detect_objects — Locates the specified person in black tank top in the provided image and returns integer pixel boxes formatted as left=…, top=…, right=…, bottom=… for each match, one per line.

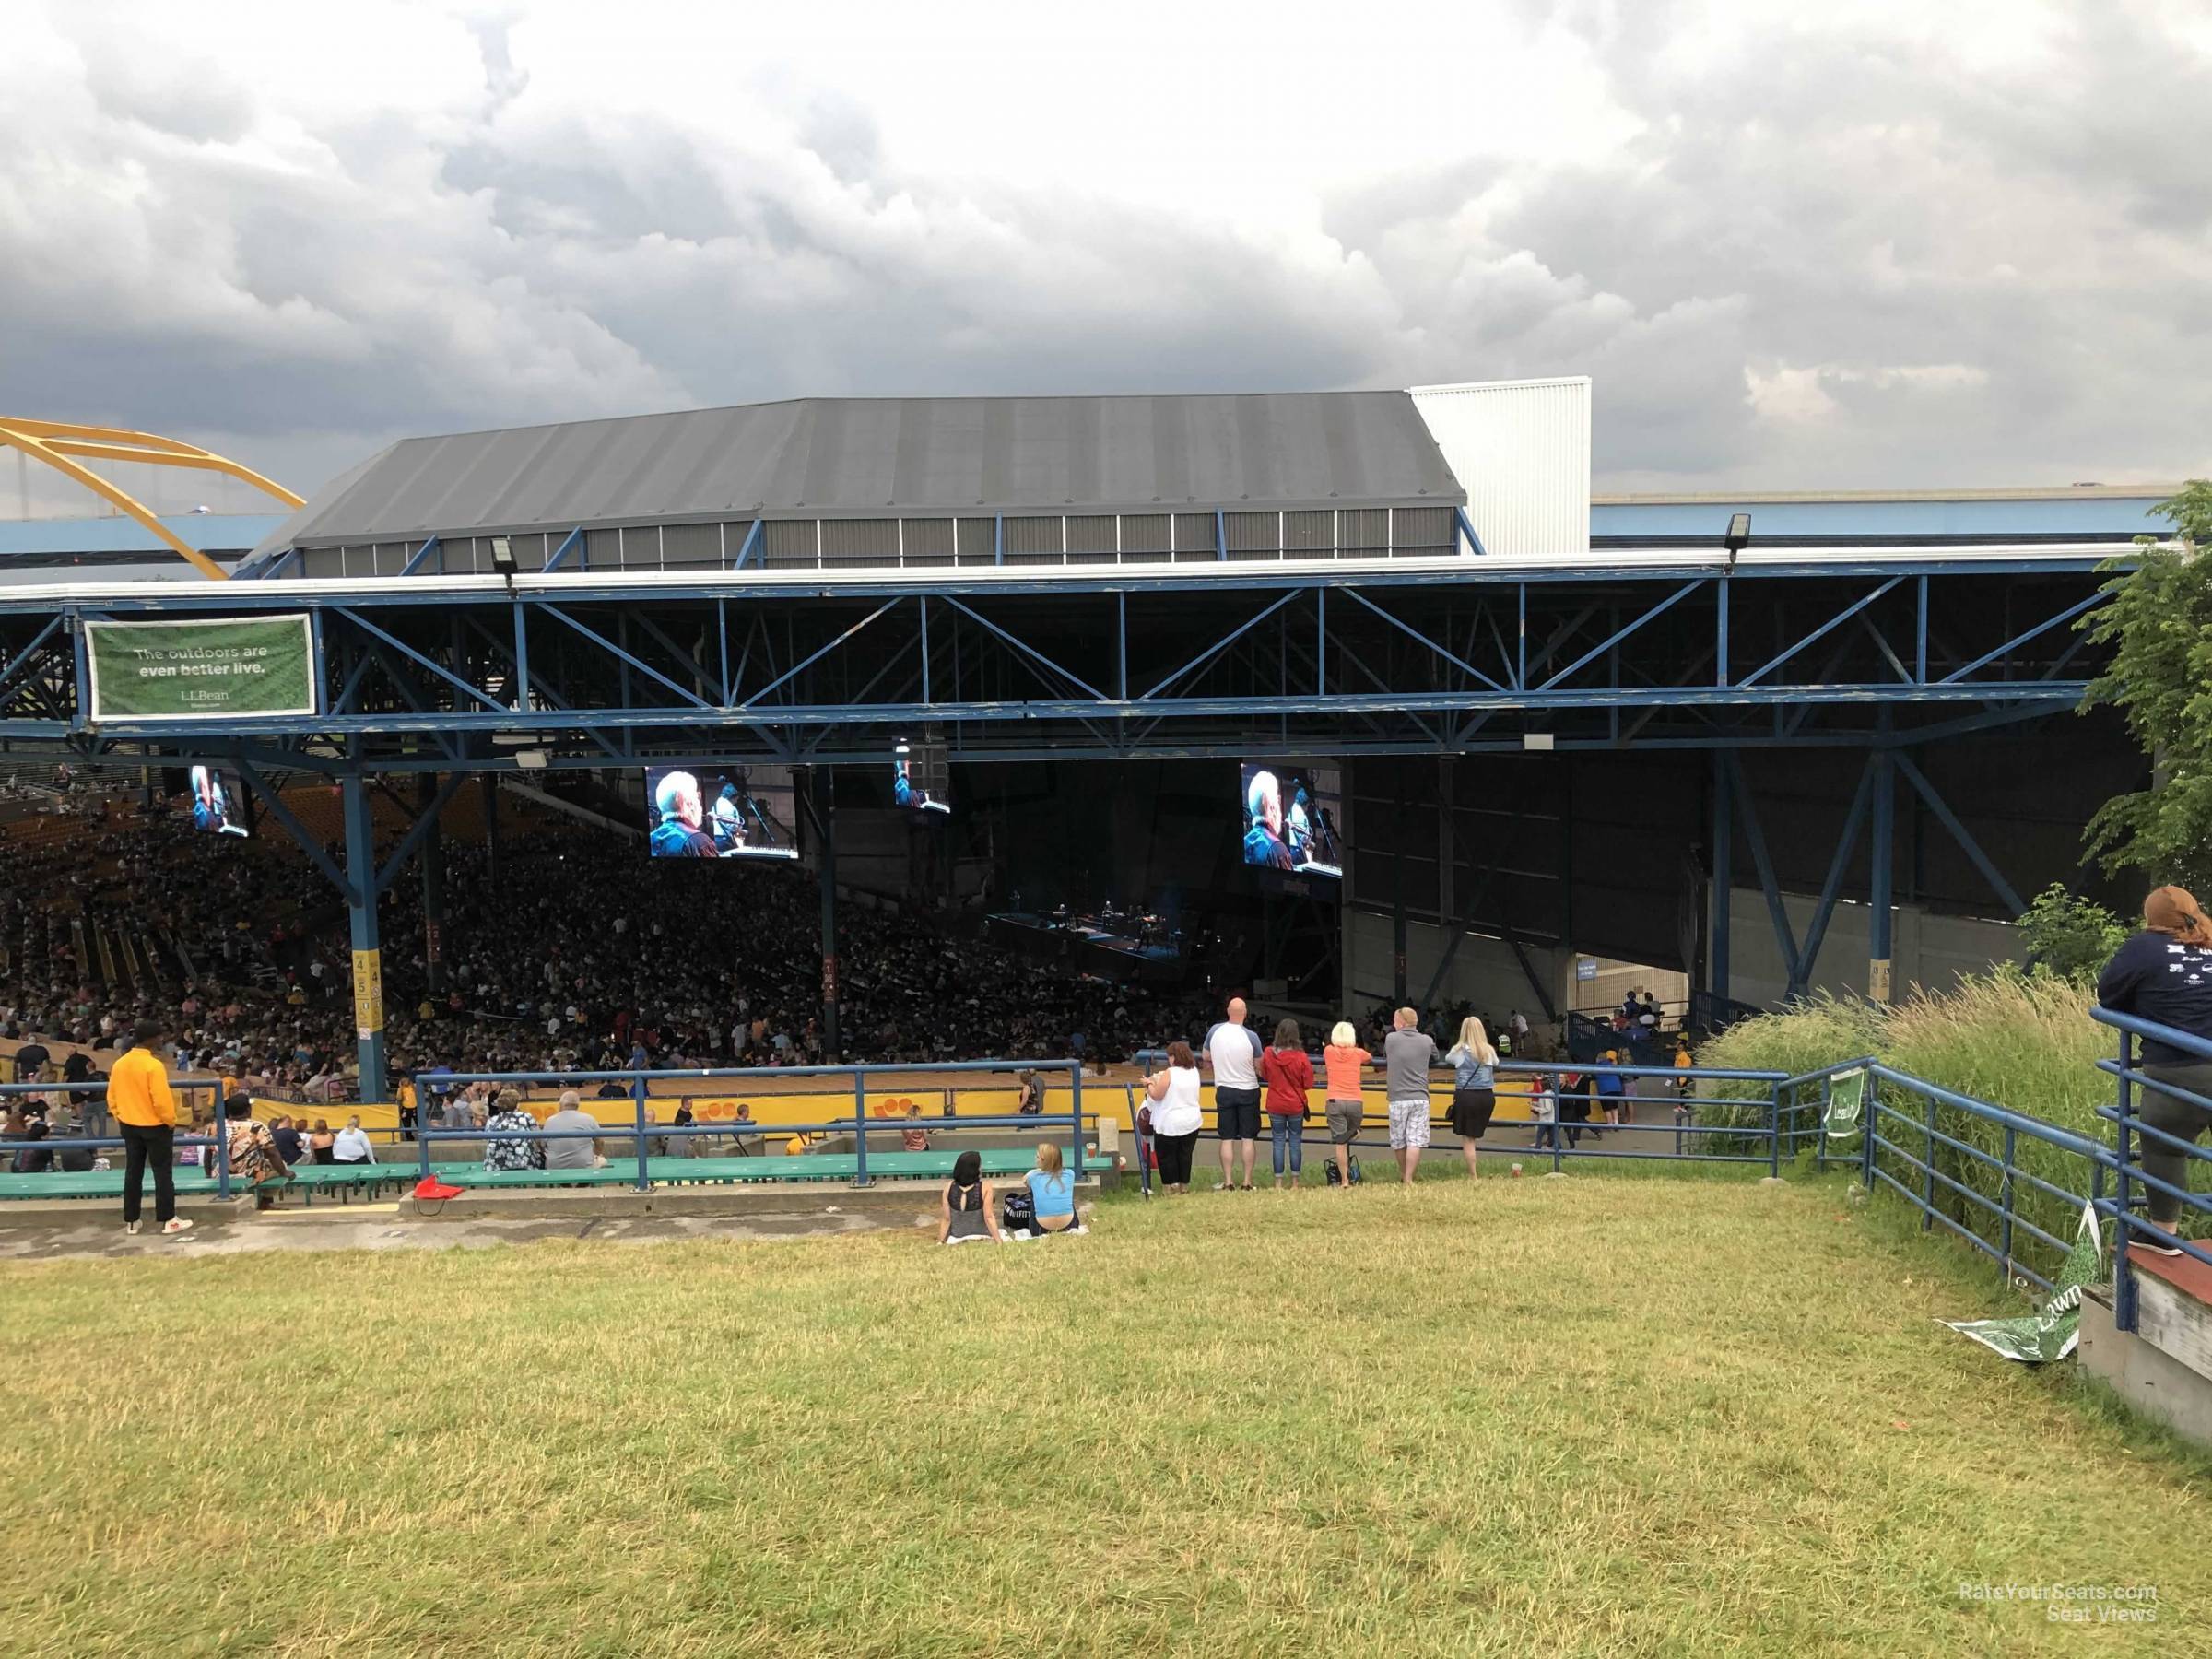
left=940, top=1149, right=1004, bottom=1244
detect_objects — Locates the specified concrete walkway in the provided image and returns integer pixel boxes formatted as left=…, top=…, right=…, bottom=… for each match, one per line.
left=0, top=1199, right=924, bottom=1262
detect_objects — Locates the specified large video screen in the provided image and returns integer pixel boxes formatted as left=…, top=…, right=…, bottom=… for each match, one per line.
left=644, top=765, right=799, bottom=859
left=1239, top=762, right=1342, bottom=877
left=185, top=765, right=249, bottom=838
left=892, top=740, right=951, bottom=815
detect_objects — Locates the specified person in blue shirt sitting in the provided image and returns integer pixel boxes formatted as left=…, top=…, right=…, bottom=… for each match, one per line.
left=1024, top=1142, right=1082, bottom=1235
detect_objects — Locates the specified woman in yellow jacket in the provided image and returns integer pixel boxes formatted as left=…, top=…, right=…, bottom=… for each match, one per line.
left=109, top=1020, right=194, bottom=1237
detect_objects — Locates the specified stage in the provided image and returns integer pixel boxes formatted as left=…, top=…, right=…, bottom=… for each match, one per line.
left=987, top=910, right=1186, bottom=986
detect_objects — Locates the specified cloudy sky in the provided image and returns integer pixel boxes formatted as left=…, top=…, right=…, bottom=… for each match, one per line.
left=4, top=0, right=2209, bottom=513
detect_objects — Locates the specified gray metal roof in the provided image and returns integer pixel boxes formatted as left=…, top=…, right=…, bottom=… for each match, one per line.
left=254, top=393, right=1465, bottom=554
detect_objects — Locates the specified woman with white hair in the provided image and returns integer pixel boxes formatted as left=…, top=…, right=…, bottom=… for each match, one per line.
left=1445, top=1017, right=1498, bottom=1180
left=1321, top=1019, right=1373, bottom=1189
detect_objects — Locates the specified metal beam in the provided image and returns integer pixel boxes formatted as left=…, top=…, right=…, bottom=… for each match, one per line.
left=234, top=759, right=357, bottom=904
left=1891, top=751, right=2029, bottom=916
left=1736, top=577, right=1902, bottom=688
left=1790, top=754, right=1877, bottom=997
left=372, top=769, right=470, bottom=896
left=1937, top=591, right=2109, bottom=684
left=1536, top=582, right=1703, bottom=691
left=1724, top=751, right=1800, bottom=989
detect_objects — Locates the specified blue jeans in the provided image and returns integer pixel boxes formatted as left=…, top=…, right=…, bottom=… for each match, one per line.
left=1270, top=1114, right=1304, bottom=1177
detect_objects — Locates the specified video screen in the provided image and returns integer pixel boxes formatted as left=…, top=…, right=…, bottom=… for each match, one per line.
left=892, top=740, right=951, bottom=815
left=644, top=765, right=799, bottom=859
left=1240, top=762, right=1341, bottom=877
left=185, top=765, right=249, bottom=838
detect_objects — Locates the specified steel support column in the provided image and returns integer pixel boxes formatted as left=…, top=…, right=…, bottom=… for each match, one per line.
left=1869, top=751, right=1896, bottom=1003
left=814, top=768, right=840, bottom=1059
left=418, top=771, right=445, bottom=994
left=342, top=772, right=387, bottom=1103
left=1710, top=749, right=1732, bottom=1003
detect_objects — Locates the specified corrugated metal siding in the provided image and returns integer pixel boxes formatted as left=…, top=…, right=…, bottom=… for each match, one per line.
left=1409, top=379, right=1590, bottom=558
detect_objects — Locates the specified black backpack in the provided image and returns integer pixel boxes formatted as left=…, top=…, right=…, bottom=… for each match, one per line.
left=1001, top=1188, right=1036, bottom=1234
left=1324, top=1156, right=1362, bottom=1186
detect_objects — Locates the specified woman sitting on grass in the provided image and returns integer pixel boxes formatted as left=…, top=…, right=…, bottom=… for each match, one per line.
left=1024, top=1142, right=1081, bottom=1234
left=940, top=1148, right=1004, bottom=1245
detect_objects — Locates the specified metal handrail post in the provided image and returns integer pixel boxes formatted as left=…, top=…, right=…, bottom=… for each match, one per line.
left=1998, top=1122, right=2017, bottom=1278
left=1861, top=1077, right=1877, bottom=1191
left=1922, top=1089, right=1937, bottom=1230
left=209, top=1083, right=232, bottom=1200
left=631, top=1073, right=650, bottom=1193
left=1069, top=1064, right=1086, bottom=1182
left=2114, top=1027, right=2137, bottom=1333
left=1769, top=1081, right=1782, bottom=1179
left=852, top=1073, right=869, bottom=1187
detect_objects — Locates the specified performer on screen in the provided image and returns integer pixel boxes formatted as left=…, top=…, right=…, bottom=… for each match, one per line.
left=189, top=766, right=233, bottom=834
left=650, top=771, right=720, bottom=858
left=1242, top=771, right=1294, bottom=869
left=711, top=782, right=747, bottom=851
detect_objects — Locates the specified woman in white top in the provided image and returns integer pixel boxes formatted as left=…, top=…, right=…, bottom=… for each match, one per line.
left=1144, top=1040, right=1205, bottom=1194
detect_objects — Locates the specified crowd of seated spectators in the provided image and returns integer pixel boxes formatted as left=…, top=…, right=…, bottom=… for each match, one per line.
left=3, top=788, right=1216, bottom=1100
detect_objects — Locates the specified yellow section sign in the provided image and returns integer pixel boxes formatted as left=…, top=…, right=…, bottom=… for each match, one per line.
left=352, top=948, right=384, bottom=1038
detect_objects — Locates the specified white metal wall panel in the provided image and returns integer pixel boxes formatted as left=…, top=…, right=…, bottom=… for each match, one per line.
left=1409, top=378, right=1591, bottom=558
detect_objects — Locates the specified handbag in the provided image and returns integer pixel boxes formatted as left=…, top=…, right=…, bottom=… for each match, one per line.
left=1001, top=1189, right=1036, bottom=1234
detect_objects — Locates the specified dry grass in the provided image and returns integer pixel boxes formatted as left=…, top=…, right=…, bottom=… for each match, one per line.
left=1, top=1173, right=2206, bottom=1656
left=1700, top=975, right=2170, bottom=1276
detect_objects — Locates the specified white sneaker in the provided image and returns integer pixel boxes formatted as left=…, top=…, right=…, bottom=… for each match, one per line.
left=124, top=1220, right=141, bottom=1236
left=161, top=1218, right=194, bottom=1237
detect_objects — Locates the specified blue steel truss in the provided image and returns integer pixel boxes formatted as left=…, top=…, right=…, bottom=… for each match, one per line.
left=0, top=558, right=2113, bottom=771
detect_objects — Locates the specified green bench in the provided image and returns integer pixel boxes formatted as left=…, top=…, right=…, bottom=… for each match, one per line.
left=1, top=1149, right=1110, bottom=1202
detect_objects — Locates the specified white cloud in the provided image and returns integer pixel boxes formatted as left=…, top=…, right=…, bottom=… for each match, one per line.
left=2, top=0, right=2209, bottom=508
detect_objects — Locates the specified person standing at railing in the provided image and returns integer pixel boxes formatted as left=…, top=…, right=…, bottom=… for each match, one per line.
left=1259, top=1018, right=1312, bottom=1190
left=2096, top=886, right=2212, bottom=1255
left=1383, top=1007, right=1435, bottom=1186
left=1321, top=1022, right=1372, bottom=1189
left=1203, top=997, right=1265, bottom=1193
left=110, top=1018, right=192, bottom=1237
left=1445, top=1018, right=1498, bottom=1180
left=1145, top=1041, right=1205, bottom=1195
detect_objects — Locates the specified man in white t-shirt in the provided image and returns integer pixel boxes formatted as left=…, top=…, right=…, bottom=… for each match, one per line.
left=1202, top=996, right=1265, bottom=1192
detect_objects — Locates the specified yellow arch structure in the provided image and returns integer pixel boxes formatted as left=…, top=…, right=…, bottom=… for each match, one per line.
left=0, top=418, right=303, bottom=582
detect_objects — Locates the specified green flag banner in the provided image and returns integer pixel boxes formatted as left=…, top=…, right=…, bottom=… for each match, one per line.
left=85, top=615, right=316, bottom=722
left=1942, top=1199, right=2104, bottom=1364
left=1825, top=1068, right=1867, bottom=1140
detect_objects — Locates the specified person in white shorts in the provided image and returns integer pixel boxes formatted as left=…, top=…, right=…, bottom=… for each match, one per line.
left=1382, top=1006, right=1436, bottom=1185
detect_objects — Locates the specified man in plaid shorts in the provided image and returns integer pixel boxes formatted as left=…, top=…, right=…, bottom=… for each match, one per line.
left=1382, top=1006, right=1436, bottom=1185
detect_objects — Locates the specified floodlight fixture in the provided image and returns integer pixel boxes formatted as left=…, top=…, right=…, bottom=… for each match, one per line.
left=1724, top=512, right=1752, bottom=555
left=489, top=535, right=518, bottom=577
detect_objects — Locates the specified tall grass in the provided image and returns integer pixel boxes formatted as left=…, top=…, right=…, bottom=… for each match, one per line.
left=1699, top=975, right=2147, bottom=1280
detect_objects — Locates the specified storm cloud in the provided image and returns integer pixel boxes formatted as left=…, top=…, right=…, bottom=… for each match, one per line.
left=3, top=0, right=2207, bottom=511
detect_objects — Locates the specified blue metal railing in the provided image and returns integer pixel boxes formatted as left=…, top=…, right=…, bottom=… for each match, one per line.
left=1, top=1076, right=229, bottom=1196
left=1125, top=1051, right=1793, bottom=1192
left=406, top=1059, right=1088, bottom=1192
left=2092, top=1007, right=2212, bottom=1331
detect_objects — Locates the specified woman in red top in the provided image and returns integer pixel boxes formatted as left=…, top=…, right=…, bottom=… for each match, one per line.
left=1259, top=1018, right=1314, bottom=1189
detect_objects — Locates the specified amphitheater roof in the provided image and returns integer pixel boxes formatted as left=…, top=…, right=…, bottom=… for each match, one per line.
left=255, top=392, right=1465, bottom=555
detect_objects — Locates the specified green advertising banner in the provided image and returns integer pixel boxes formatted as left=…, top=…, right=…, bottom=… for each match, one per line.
left=84, top=615, right=316, bottom=722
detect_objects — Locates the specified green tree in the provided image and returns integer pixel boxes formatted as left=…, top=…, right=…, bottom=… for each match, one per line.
left=2014, top=883, right=2128, bottom=983
left=2079, top=480, right=2212, bottom=890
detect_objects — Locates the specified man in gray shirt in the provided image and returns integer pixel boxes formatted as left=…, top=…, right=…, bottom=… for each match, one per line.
left=1382, top=1007, right=1436, bottom=1185
left=542, top=1089, right=602, bottom=1176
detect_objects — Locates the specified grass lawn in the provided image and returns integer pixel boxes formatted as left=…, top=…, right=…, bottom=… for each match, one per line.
left=2, top=1171, right=2206, bottom=1656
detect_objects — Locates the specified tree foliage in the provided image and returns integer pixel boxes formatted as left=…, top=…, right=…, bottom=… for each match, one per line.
left=2079, top=480, right=2212, bottom=890
left=2013, top=882, right=2128, bottom=984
